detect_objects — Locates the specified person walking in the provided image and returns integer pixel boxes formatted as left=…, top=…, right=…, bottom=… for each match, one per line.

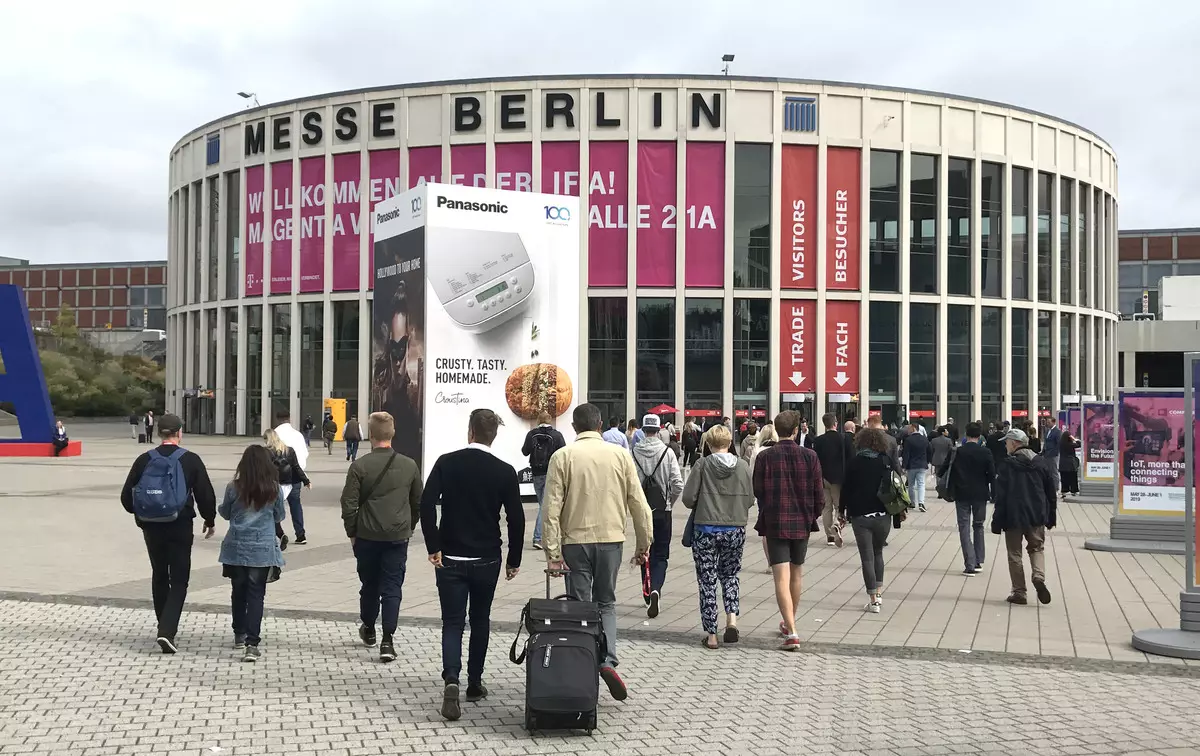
left=120, top=414, right=216, bottom=653
left=263, top=428, right=309, bottom=551
left=796, top=418, right=815, bottom=450
left=1058, top=429, right=1081, bottom=499
left=602, top=417, right=629, bottom=449
left=813, top=412, right=853, bottom=547
left=866, top=415, right=902, bottom=472
left=273, top=410, right=311, bottom=545
left=750, top=424, right=779, bottom=568
left=542, top=403, right=653, bottom=701
left=632, top=414, right=684, bottom=619
left=420, top=408, right=524, bottom=721
left=900, top=421, right=931, bottom=512
left=218, top=445, right=286, bottom=662
left=992, top=428, right=1058, bottom=605
left=838, top=427, right=902, bottom=613
left=930, top=427, right=953, bottom=481
left=986, top=422, right=1010, bottom=469
left=682, top=424, right=754, bottom=649
left=303, top=415, right=315, bottom=447
left=940, top=422, right=995, bottom=576
left=128, top=412, right=139, bottom=440
left=343, top=414, right=364, bottom=461
left=143, top=410, right=155, bottom=443
left=681, top=421, right=702, bottom=469
left=521, top=411, right=566, bottom=551
left=738, top=422, right=759, bottom=464
left=1041, top=417, right=1062, bottom=493
left=752, top=410, right=825, bottom=651
left=322, top=414, right=338, bottom=455
left=340, top=412, right=424, bottom=663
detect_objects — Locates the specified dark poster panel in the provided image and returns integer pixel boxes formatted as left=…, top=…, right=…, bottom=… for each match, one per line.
left=371, top=228, right=426, bottom=467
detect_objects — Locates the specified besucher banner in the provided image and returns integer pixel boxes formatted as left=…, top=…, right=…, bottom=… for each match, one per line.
left=1117, top=390, right=1187, bottom=515
left=1083, top=402, right=1115, bottom=480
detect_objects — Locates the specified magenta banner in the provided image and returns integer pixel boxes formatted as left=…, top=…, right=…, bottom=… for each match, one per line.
left=636, top=142, right=677, bottom=287
left=588, top=141, right=629, bottom=287
left=409, top=146, right=441, bottom=188
left=331, top=153, right=362, bottom=291
left=298, top=157, right=324, bottom=293
left=368, top=150, right=401, bottom=291
left=269, top=160, right=293, bottom=295
left=495, top=142, right=532, bottom=192
left=541, top=141, right=580, bottom=196
left=451, top=144, right=487, bottom=187
left=685, top=141, right=725, bottom=287
left=244, top=165, right=264, bottom=297
left=1117, top=391, right=1186, bottom=514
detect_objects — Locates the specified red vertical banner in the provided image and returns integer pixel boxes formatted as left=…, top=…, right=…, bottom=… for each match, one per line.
left=269, top=160, right=293, bottom=295
left=367, top=150, right=401, bottom=291
left=298, top=156, right=325, bottom=293
left=825, top=147, right=861, bottom=291
left=243, top=165, right=264, bottom=296
left=824, top=300, right=860, bottom=393
left=450, top=144, right=486, bottom=187
left=588, top=141, right=629, bottom=287
left=541, top=141, right=580, bottom=196
left=408, top=146, right=441, bottom=188
left=684, top=141, right=724, bottom=287
left=780, top=145, right=817, bottom=290
left=330, top=153, right=361, bottom=291
left=780, top=300, right=815, bottom=393
left=636, top=141, right=677, bottom=287
left=495, top=142, right=532, bottom=192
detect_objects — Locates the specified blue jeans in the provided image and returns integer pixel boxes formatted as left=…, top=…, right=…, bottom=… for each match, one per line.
left=642, top=509, right=672, bottom=597
left=906, top=469, right=926, bottom=508
left=228, top=566, right=270, bottom=646
left=531, top=475, right=546, bottom=543
left=435, top=559, right=502, bottom=685
left=354, top=539, right=409, bottom=636
left=286, top=486, right=305, bottom=539
left=346, top=440, right=360, bottom=460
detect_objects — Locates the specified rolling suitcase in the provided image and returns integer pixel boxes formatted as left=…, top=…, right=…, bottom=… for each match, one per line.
left=137, top=433, right=146, bottom=444
left=509, top=569, right=604, bottom=733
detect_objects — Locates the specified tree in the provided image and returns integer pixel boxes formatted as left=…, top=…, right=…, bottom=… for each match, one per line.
left=51, top=303, right=78, bottom=340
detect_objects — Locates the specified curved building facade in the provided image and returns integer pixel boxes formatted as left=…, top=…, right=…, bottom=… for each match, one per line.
left=167, top=75, right=1118, bottom=435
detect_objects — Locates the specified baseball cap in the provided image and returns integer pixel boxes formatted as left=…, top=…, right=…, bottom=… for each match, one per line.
left=641, top=414, right=661, bottom=430
left=157, top=414, right=184, bottom=436
left=1002, top=428, right=1028, bottom=445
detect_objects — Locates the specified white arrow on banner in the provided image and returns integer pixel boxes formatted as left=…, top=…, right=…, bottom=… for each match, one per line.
left=790, top=372, right=805, bottom=387
left=834, top=371, right=849, bottom=387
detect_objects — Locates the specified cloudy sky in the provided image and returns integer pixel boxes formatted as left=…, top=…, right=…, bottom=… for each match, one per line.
left=1, top=0, right=1195, bottom=264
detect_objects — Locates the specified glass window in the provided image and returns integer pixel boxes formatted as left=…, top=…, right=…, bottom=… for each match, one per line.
left=1176, top=261, right=1200, bottom=277
left=1011, top=167, right=1030, bottom=300
left=1118, top=288, right=1142, bottom=316
left=636, top=298, right=674, bottom=417
left=1118, top=262, right=1144, bottom=288
left=300, top=302, right=324, bottom=428
left=1060, top=314, right=1073, bottom=395
left=193, top=181, right=202, bottom=304
left=180, top=186, right=190, bottom=304
left=129, top=307, right=146, bottom=328
left=1078, top=183, right=1089, bottom=308
left=1037, top=311, right=1051, bottom=410
left=206, top=310, right=217, bottom=392
left=1012, top=308, right=1030, bottom=410
left=909, top=303, right=938, bottom=412
left=910, top=155, right=938, bottom=294
left=130, top=287, right=146, bottom=307
left=1146, top=263, right=1173, bottom=289
left=868, top=150, right=900, bottom=293
left=733, top=144, right=771, bottom=289
left=192, top=312, right=200, bottom=389
left=331, top=301, right=360, bottom=417
left=980, top=306, right=1003, bottom=425
left=589, top=298, right=628, bottom=425
left=733, top=298, right=769, bottom=410
left=980, top=162, right=1004, bottom=298
left=1094, top=192, right=1103, bottom=313
left=148, top=286, right=165, bottom=307
left=225, top=172, right=240, bottom=300
left=246, top=305, right=263, bottom=433
left=1060, top=178, right=1073, bottom=305
left=207, top=176, right=219, bottom=302
left=947, top=305, right=972, bottom=426
left=223, top=307, right=238, bottom=435
left=947, top=159, right=972, bottom=296
left=147, top=308, right=166, bottom=331
left=270, top=304, right=291, bottom=421
left=868, top=301, right=899, bottom=401
left=1037, top=172, right=1053, bottom=302
left=684, top=299, right=723, bottom=419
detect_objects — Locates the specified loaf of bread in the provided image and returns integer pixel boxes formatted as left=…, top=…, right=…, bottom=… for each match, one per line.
left=504, top=363, right=573, bottom=420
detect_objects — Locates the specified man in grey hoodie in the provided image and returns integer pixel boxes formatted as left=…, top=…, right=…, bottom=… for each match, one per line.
left=633, top=414, right=685, bottom=619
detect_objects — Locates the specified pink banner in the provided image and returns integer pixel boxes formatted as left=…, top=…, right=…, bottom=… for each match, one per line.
left=298, top=157, right=325, bottom=293
left=269, top=160, right=293, bottom=295
left=541, top=142, right=580, bottom=196
left=451, top=144, right=487, bottom=187
left=409, top=146, right=441, bottom=188
left=368, top=150, right=401, bottom=291
left=636, top=142, right=676, bottom=287
left=495, top=142, right=532, bottom=192
left=331, top=153, right=361, bottom=291
left=243, top=165, right=264, bottom=296
left=588, top=141, right=629, bottom=287
left=685, top=141, right=725, bottom=287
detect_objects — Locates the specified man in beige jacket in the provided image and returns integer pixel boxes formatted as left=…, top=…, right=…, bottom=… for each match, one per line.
left=543, top=403, right=652, bottom=702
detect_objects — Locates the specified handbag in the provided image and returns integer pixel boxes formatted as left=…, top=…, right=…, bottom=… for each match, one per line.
left=936, top=448, right=957, bottom=502
left=681, top=463, right=704, bottom=548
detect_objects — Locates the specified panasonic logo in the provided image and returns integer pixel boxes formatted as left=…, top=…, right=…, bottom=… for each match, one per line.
left=436, top=195, right=508, bottom=214
left=377, top=208, right=403, bottom=223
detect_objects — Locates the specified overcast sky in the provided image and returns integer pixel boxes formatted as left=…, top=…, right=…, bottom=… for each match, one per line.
left=1, top=0, right=1195, bottom=264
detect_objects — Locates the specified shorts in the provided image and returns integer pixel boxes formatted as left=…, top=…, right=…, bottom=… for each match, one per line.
left=765, top=537, right=810, bottom=567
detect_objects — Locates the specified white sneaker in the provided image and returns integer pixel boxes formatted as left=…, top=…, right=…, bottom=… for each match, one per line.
left=865, top=601, right=880, bottom=613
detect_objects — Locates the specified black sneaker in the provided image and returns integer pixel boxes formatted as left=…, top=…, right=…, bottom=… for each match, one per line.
left=1033, top=579, right=1052, bottom=605
left=242, top=645, right=261, bottom=663
left=379, top=637, right=396, bottom=663
left=465, top=683, right=488, bottom=702
left=294, top=535, right=307, bottom=545
left=647, top=590, right=660, bottom=619
left=827, top=537, right=836, bottom=546
left=440, top=683, right=461, bottom=721
left=359, top=624, right=377, bottom=647
left=279, top=534, right=289, bottom=552
left=962, top=568, right=976, bottom=577
left=233, top=633, right=246, bottom=648
left=156, top=636, right=177, bottom=654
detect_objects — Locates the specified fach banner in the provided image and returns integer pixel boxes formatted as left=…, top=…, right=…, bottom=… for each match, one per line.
left=244, top=165, right=264, bottom=296
left=588, top=141, right=629, bottom=287
left=1118, top=390, right=1187, bottom=515
left=825, top=147, right=861, bottom=291
left=780, top=145, right=817, bottom=290
left=684, top=141, right=724, bottom=287
left=269, top=161, right=293, bottom=295
left=495, top=142, right=532, bottom=192
left=824, top=299, right=860, bottom=393
left=1083, top=402, right=1115, bottom=480
left=331, top=152, right=362, bottom=291
left=636, top=141, right=676, bottom=287
left=450, top=144, right=486, bottom=188
left=367, top=150, right=402, bottom=291
left=298, top=157, right=325, bottom=293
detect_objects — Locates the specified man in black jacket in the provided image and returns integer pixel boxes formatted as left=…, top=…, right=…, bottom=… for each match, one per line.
left=992, top=428, right=1057, bottom=606
left=900, top=422, right=931, bottom=513
left=421, top=408, right=524, bottom=721
left=813, top=413, right=853, bottom=546
left=119, top=414, right=216, bottom=654
left=940, top=422, right=996, bottom=576
left=520, top=411, right=566, bottom=550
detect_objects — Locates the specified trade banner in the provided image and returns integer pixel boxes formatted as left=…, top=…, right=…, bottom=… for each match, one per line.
left=495, top=142, right=532, bottom=192
left=1083, top=402, right=1115, bottom=480
left=780, top=145, right=817, bottom=290
left=450, top=144, right=486, bottom=188
left=824, top=299, right=859, bottom=394
left=587, top=141, right=629, bottom=287
left=1117, top=390, right=1186, bottom=515
left=825, top=147, right=861, bottom=291
left=243, top=165, right=264, bottom=296
left=780, top=300, right=814, bottom=394
left=330, top=152, right=362, bottom=291
left=684, top=141, right=724, bottom=287
left=409, top=146, right=441, bottom=188
left=269, top=160, right=293, bottom=295
left=540, top=141, right=580, bottom=196
left=298, top=156, right=325, bottom=293
left=367, top=150, right=402, bottom=291
left=636, top=141, right=676, bottom=287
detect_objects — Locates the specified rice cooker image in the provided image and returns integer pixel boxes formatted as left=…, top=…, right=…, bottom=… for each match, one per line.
left=428, top=228, right=536, bottom=333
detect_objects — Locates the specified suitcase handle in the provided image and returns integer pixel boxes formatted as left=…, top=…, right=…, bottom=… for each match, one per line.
left=510, top=570, right=582, bottom=664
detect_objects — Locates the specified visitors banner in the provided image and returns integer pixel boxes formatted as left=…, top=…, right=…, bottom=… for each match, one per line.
left=367, top=150, right=402, bottom=291
left=298, top=157, right=325, bottom=293
left=408, top=146, right=441, bottom=188
left=269, top=161, right=293, bottom=295
left=450, top=144, right=486, bottom=188
left=330, top=152, right=362, bottom=291
left=540, top=141, right=580, bottom=196
left=779, top=300, right=814, bottom=394
left=825, top=147, right=861, bottom=291
left=684, top=141, right=724, bottom=287
left=587, top=141, right=629, bottom=287
left=1117, top=390, right=1187, bottom=515
left=824, top=300, right=859, bottom=394
left=636, top=141, right=677, bottom=287
left=780, top=145, right=817, bottom=290
left=1083, top=402, right=1116, bottom=480
left=495, top=142, right=532, bottom=193
left=243, top=165, right=264, bottom=297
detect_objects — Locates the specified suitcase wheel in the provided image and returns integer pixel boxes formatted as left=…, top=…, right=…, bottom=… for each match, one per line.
left=587, top=711, right=597, bottom=734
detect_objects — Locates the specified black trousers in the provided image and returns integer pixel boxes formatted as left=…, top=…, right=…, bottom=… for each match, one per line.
left=142, top=522, right=194, bottom=640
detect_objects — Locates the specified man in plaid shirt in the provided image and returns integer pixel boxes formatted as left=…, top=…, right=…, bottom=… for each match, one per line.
left=752, top=410, right=825, bottom=651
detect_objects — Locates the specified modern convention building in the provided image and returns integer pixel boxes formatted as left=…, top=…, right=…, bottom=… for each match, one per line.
left=166, top=75, right=1119, bottom=435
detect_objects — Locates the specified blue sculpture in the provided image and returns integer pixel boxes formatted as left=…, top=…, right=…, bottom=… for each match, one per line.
left=0, top=284, right=55, bottom=444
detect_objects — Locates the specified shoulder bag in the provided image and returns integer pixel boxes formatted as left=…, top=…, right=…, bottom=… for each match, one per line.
left=681, top=463, right=704, bottom=548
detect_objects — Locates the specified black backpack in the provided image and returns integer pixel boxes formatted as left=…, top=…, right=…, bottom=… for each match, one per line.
left=530, top=432, right=555, bottom=471
left=637, top=448, right=671, bottom=512
left=271, top=449, right=293, bottom=483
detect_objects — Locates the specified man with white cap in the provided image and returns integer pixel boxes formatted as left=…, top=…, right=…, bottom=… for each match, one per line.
left=991, top=427, right=1058, bottom=606
left=632, top=413, right=684, bottom=618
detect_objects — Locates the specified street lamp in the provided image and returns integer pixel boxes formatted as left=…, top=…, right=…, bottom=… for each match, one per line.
left=721, top=54, right=735, bottom=76
left=237, top=91, right=260, bottom=107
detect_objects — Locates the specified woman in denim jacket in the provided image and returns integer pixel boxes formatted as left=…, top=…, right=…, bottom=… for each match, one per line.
left=219, top=445, right=286, bottom=662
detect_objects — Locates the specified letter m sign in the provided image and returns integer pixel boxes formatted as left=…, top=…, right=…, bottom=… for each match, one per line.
left=0, top=285, right=55, bottom=444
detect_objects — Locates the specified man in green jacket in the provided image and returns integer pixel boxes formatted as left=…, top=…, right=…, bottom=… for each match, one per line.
left=340, top=411, right=423, bottom=663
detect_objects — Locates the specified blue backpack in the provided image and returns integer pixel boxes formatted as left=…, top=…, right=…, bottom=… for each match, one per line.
left=133, top=448, right=190, bottom=522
